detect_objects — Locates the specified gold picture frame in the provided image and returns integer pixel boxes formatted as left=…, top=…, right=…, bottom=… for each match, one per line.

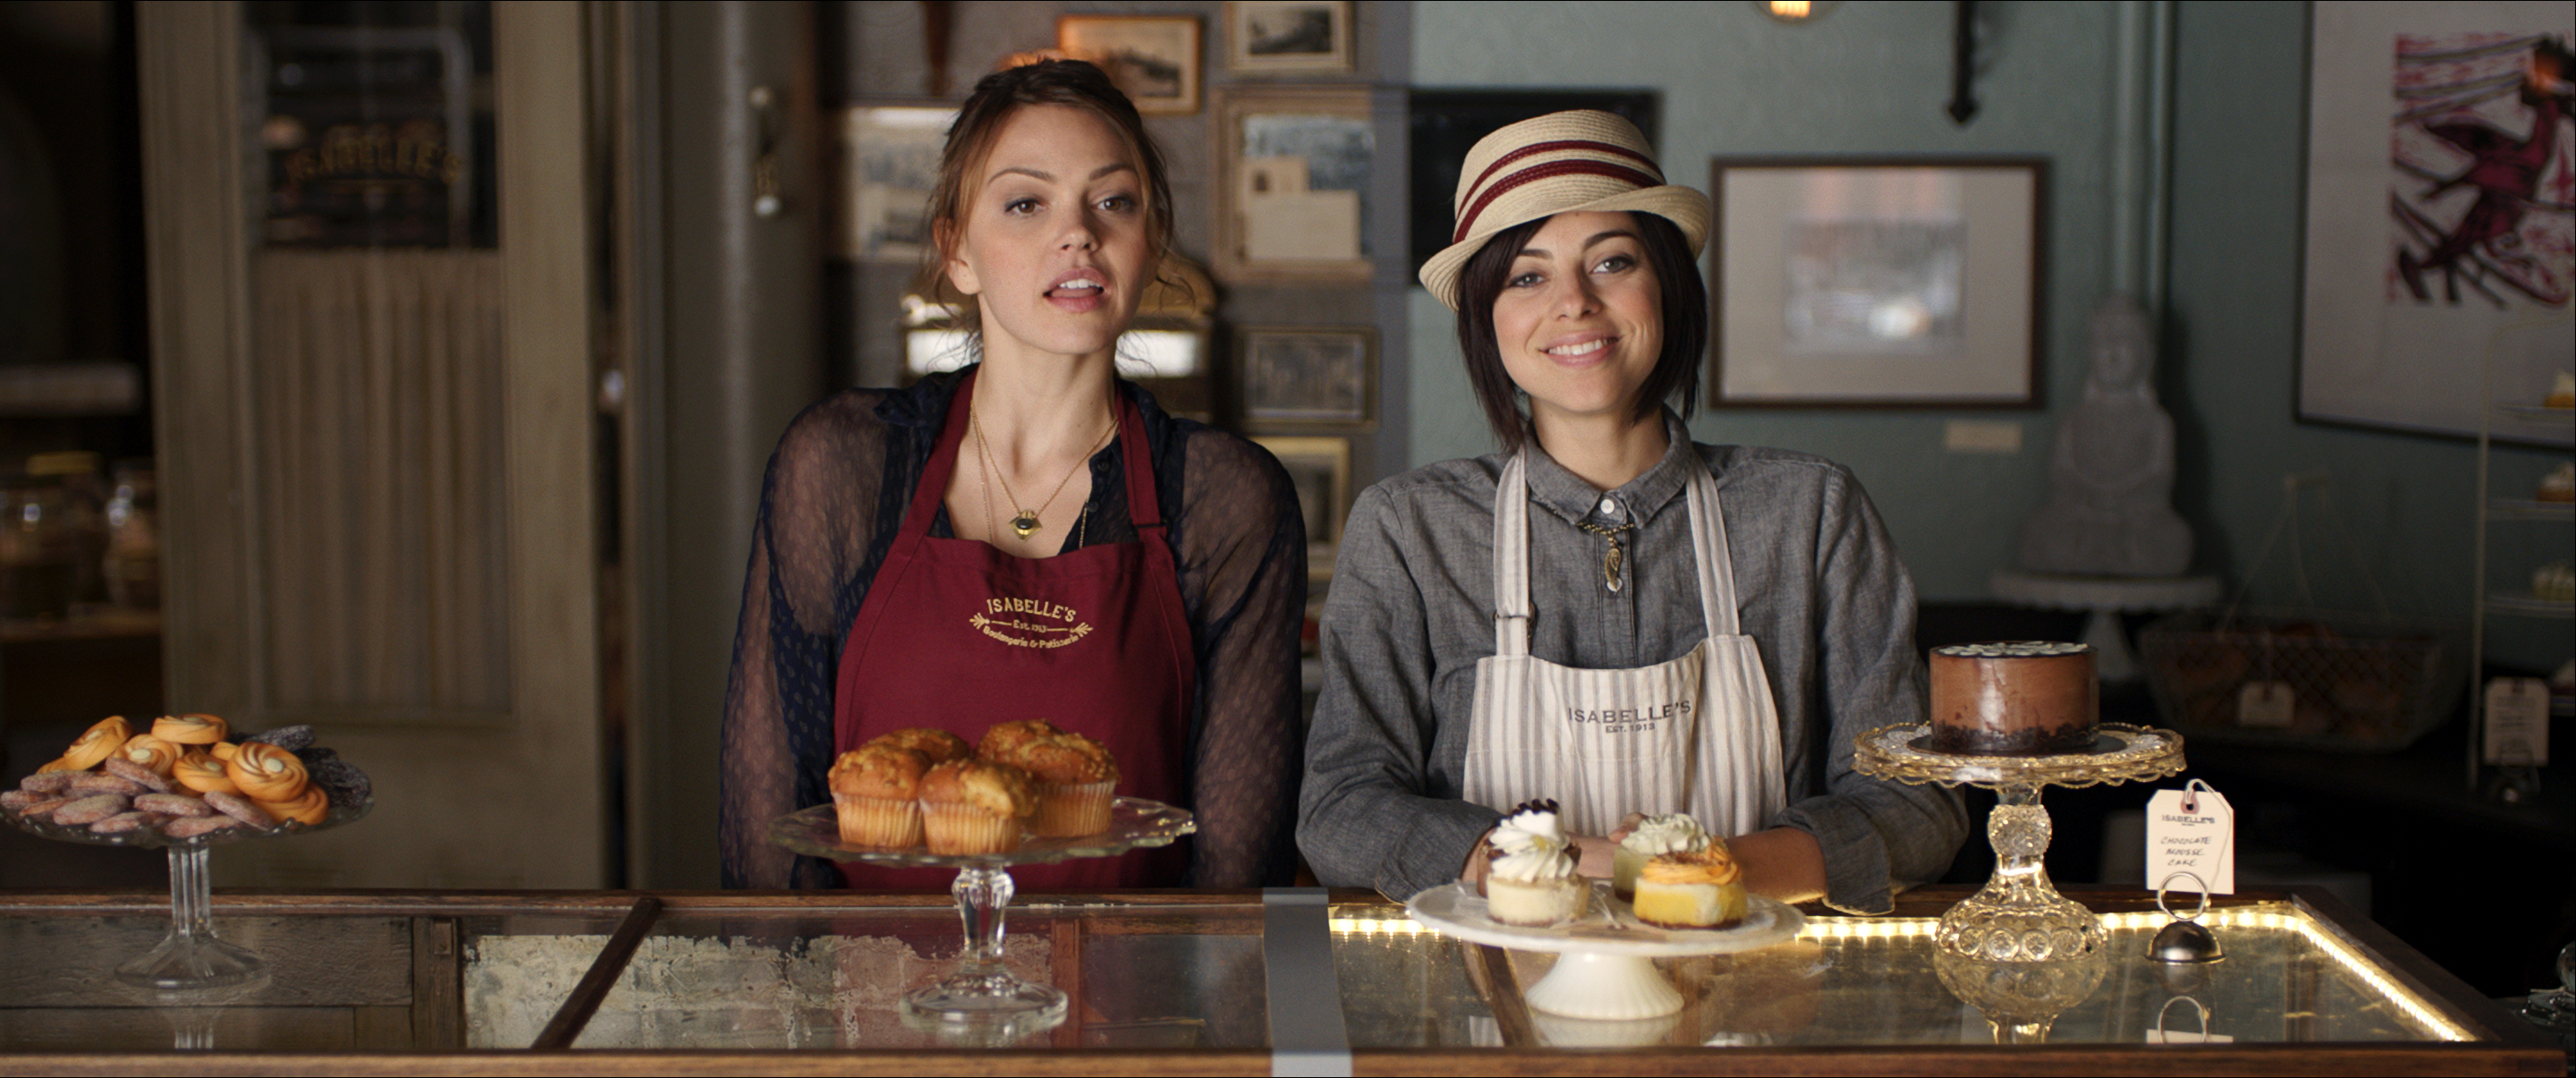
left=1215, top=86, right=1375, bottom=282
left=1056, top=14, right=1203, bottom=115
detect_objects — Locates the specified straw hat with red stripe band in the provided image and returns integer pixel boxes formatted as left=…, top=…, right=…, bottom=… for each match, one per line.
left=1418, top=110, right=1709, bottom=310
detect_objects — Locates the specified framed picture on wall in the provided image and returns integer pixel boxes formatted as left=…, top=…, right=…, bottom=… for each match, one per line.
left=1226, top=1, right=1353, bottom=74
left=1216, top=87, right=1375, bottom=282
left=1250, top=435, right=1351, bottom=578
left=2298, top=1, right=2573, bottom=446
left=1057, top=14, right=1202, bottom=115
left=1709, top=157, right=2046, bottom=408
left=1241, top=327, right=1376, bottom=428
left=834, top=104, right=955, bottom=262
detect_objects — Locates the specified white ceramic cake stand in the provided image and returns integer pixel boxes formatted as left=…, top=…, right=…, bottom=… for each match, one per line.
left=3, top=796, right=371, bottom=989
left=1408, top=882, right=1804, bottom=1020
left=769, top=797, right=1194, bottom=1031
left=1854, top=722, right=2183, bottom=963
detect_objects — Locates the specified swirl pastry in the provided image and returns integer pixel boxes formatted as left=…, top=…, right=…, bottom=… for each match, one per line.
left=116, top=734, right=184, bottom=778
left=226, top=742, right=309, bottom=802
left=918, top=759, right=1035, bottom=855
left=255, top=784, right=329, bottom=827
left=151, top=714, right=230, bottom=745
left=60, top=717, right=134, bottom=771
left=172, top=751, right=238, bottom=795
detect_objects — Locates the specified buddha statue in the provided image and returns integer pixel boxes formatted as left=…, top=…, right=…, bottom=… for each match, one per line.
left=2016, top=295, right=2193, bottom=577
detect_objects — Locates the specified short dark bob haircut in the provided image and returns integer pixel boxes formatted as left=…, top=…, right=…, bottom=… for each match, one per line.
left=1452, top=210, right=1707, bottom=453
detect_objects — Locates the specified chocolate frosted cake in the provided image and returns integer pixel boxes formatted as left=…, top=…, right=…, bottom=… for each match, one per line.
left=1922, top=641, right=2098, bottom=755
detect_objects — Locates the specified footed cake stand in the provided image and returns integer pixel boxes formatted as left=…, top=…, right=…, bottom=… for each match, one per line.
left=3, top=798, right=372, bottom=989
left=1407, top=881, right=1805, bottom=1020
left=769, top=797, right=1194, bottom=1031
left=1855, top=722, right=2183, bottom=962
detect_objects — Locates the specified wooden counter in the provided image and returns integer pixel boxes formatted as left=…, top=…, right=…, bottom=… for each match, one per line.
left=0, top=886, right=2556, bottom=1074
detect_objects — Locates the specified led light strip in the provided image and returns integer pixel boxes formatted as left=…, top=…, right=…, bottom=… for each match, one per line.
left=1329, top=904, right=2471, bottom=1041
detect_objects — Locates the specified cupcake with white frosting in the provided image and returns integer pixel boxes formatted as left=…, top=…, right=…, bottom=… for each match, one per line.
left=1483, top=799, right=1588, bottom=927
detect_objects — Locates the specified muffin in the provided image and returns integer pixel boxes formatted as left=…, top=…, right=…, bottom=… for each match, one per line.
left=1631, top=844, right=1748, bottom=930
left=1613, top=813, right=1708, bottom=900
left=918, top=759, right=1036, bottom=855
left=828, top=743, right=932, bottom=848
left=978, top=719, right=1119, bottom=837
left=869, top=727, right=973, bottom=764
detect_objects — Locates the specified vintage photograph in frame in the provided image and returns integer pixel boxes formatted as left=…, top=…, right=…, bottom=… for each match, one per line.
left=1226, top=1, right=1353, bottom=74
left=2299, top=1, right=2573, bottom=446
left=833, top=104, right=956, bottom=262
left=1216, top=86, right=1374, bottom=281
left=1056, top=14, right=1202, bottom=115
left=1241, top=326, right=1376, bottom=428
left=1250, top=435, right=1350, bottom=578
left=1710, top=157, right=2046, bottom=408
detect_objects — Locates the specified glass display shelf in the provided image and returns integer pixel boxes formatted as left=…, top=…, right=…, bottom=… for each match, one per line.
left=0, top=887, right=2554, bottom=1074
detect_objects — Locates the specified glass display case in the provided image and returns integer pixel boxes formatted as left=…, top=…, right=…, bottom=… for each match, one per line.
left=0, top=887, right=2553, bottom=1073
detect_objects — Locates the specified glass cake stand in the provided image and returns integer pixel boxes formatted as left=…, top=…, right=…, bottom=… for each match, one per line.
left=1407, top=881, right=1806, bottom=1020
left=769, top=796, right=1195, bottom=1031
left=3, top=796, right=372, bottom=989
left=1854, top=722, right=2183, bottom=962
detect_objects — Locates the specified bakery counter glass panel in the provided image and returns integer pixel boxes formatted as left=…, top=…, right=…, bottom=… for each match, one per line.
left=556, top=900, right=1269, bottom=1050
left=0, top=908, right=421, bottom=1051
left=1322, top=898, right=2482, bottom=1049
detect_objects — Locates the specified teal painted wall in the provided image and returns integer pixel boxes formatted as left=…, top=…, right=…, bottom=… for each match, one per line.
left=2167, top=2, right=2564, bottom=668
left=1409, top=1, right=2568, bottom=670
left=1409, top=0, right=2124, bottom=600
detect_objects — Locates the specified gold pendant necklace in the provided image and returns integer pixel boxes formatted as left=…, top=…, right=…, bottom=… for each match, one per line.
left=971, top=396, right=1116, bottom=543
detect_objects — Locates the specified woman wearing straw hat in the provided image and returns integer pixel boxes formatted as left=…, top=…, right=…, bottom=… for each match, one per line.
left=1297, top=112, right=1964, bottom=912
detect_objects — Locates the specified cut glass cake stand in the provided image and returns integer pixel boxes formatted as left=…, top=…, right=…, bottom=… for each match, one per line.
left=770, top=796, right=1194, bottom=1031
left=3, top=797, right=372, bottom=989
left=1855, top=722, right=2183, bottom=962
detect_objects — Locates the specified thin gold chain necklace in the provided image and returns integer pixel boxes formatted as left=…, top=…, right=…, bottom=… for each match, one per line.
left=971, top=399, right=1115, bottom=541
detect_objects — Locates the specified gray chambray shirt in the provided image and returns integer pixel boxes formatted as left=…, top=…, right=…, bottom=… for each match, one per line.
left=1297, top=416, right=1967, bottom=912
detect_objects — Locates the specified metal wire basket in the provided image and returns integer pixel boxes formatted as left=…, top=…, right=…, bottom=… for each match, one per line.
left=2138, top=607, right=2464, bottom=751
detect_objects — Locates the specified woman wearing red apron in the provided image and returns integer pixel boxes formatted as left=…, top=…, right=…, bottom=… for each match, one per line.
left=1298, top=113, right=1966, bottom=912
left=720, top=61, right=1306, bottom=891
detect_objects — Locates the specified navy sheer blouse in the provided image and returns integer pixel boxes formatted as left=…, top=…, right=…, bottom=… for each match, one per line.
left=720, top=369, right=1308, bottom=888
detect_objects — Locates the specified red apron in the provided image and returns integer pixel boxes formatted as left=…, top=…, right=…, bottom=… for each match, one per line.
left=831, top=370, right=1195, bottom=889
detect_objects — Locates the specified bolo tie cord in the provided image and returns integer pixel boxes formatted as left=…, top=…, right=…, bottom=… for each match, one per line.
left=1574, top=519, right=1636, bottom=592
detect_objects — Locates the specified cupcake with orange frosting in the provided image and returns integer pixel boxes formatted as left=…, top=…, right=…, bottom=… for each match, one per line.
left=918, top=759, right=1036, bottom=855
left=978, top=719, right=1118, bottom=837
left=1631, top=843, right=1748, bottom=929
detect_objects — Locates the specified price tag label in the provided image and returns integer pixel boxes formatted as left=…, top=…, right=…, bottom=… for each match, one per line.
left=2146, top=780, right=2233, bottom=894
left=2484, top=678, right=2550, bottom=766
left=2236, top=682, right=2294, bottom=728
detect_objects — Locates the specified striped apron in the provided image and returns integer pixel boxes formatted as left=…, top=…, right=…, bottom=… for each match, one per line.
left=1462, top=449, right=1789, bottom=838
